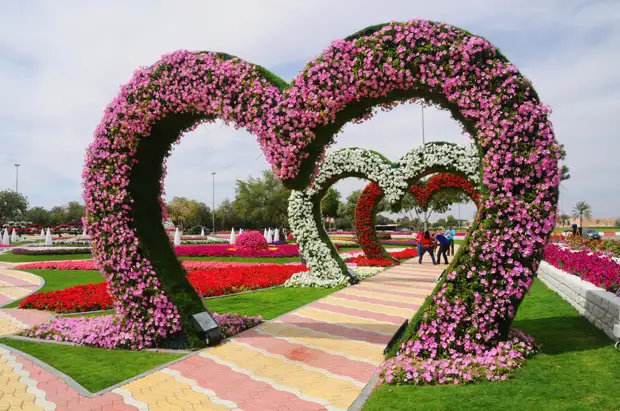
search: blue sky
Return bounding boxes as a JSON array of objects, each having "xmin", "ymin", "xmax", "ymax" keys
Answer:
[{"xmin": 0, "ymin": 0, "xmax": 618, "ymax": 221}]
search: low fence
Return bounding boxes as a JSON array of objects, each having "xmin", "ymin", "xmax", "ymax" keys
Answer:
[{"xmin": 537, "ymin": 261, "xmax": 620, "ymax": 341}]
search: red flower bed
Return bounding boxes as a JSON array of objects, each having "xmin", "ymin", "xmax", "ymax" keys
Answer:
[
  {"xmin": 19, "ymin": 264, "xmax": 309, "ymax": 313},
  {"xmin": 188, "ymin": 265, "xmax": 308, "ymax": 297},
  {"xmin": 544, "ymin": 244, "xmax": 620, "ymax": 295},
  {"xmin": 20, "ymin": 283, "xmax": 113, "ymax": 312},
  {"xmin": 344, "ymin": 248, "xmax": 419, "ymax": 267}
]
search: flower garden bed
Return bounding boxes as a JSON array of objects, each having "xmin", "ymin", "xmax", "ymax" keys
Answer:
[
  {"xmin": 12, "ymin": 247, "xmax": 92, "ymax": 255},
  {"xmin": 544, "ymin": 244, "xmax": 619, "ymax": 295},
  {"xmin": 174, "ymin": 244, "xmax": 299, "ymax": 258},
  {"xmin": 19, "ymin": 264, "xmax": 309, "ymax": 313},
  {"xmin": 344, "ymin": 248, "xmax": 419, "ymax": 267}
]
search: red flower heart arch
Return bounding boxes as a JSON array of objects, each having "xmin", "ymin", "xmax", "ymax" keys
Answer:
[{"xmin": 355, "ymin": 173, "xmax": 480, "ymax": 260}]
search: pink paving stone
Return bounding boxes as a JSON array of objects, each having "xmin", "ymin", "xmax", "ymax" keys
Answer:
[
  {"xmin": 234, "ymin": 329, "xmax": 377, "ymax": 382},
  {"xmin": 280, "ymin": 314, "xmax": 392, "ymax": 344},
  {"xmin": 0, "ymin": 273, "xmax": 39, "ymax": 288},
  {"xmin": 355, "ymin": 284, "xmax": 429, "ymax": 298},
  {"xmin": 0, "ymin": 294, "xmax": 11, "ymax": 306},
  {"xmin": 169, "ymin": 354, "xmax": 327, "ymax": 411},
  {"xmin": 334, "ymin": 293, "xmax": 421, "ymax": 310},
  {"xmin": 13, "ymin": 351, "xmax": 135, "ymax": 410},
  {"xmin": 1, "ymin": 308, "xmax": 54, "ymax": 327},
  {"xmin": 311, "ymin": 302, "xmax": 406, "ymax": 324}
]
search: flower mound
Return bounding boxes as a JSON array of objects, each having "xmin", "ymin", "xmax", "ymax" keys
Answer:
[
  {"xmin": 174, "ymin": 244, "xmax": 298, "ymax": 258},
  {"xmin": 236, "ymin": 231, "xmax": 269, "ymax": 251},
  {"xmin": 22, "ymin": 312, "xmax": 262, "ymax": 347},
  {"xmin": 380, "ymin": 329, "xmax": 539, "ymax": 385}
]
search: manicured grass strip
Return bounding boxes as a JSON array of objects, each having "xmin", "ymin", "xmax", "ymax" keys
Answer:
[
  {"xmin": 179, "ymin": 256, "xmax": 301, "ymax": 263},
  {"xmin": 363, "ymin": 279, "xmax": 620, "ymax": 411},
  {"xmin": 204, "ymin": 286, "xmax": 341, "ymax": 320},
  {"xmin": 0, "ymin": 252, "xmax": 92, "ymax": 263},
  {"xmin": 3, "ymin": 269, "xmax": 104, "ymax": 308},
  {"xmin": 0, "ymin": 339, "xmax": 183, "ymax": 393}
]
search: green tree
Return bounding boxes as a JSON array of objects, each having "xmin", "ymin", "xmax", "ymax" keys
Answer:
[
  {"xmin": 337, "ymin": 190, "xmax": 361, "ymax": 229},
  {"xmin": 234, "ymin": 170, "xmax": 291, "ymax": 228},
  {"xmin": 215, "ymin": 199, "xmax": 243, "ymax": 230},
  {"xmin": 559, "ymin": 213, "xmax": 571, "ymax": 227},
  {"xmin": 445, "ymin": 215, "xmax": 458, "ymax": 227},
  {"xmin": 65, "ymin": 201, "xmax": 85, "ymax": 223},
  {"xmin": 24, "ymin": 207, "xmax": 50, "ymax": 226},
  {"xmin": 572, "ymin": 201, "xmax": 592, "ymax": 229},
  {"xmin": 320, "ymin": 187, "xmax": 341, "ymax": 218},
  {"xmin": 397, "ymin": 188, "xmax": 466, "ymax": 230},
  {"xmin": 0, "ymin": 190, "xmax": 29, "ymax": 224},
  {"xmin": 48, "ymin": 206, "xmax": 66, "ymax": 225},
  {"xmin": 167, "ymin": 197, "xmax": 212, "ymax": 230}
]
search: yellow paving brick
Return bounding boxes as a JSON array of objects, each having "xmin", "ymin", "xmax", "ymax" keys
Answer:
[
  {"xmin": 205, "ymin": 341, "xmax": 359, "ymax": 409},
  {"xmin": 357, "ymin": 282, "xmax": 433, "ymax": 295},
  {"xmin": 122, "ymin": 371, "xmax": 229, "ymax": 411},
  {"xmin": 254, "ymin": 321, "xmax": 384, "ymax": 363},
  {"xmin": 0, "ymin": 280, "xmax": 32, "ymax": 300},
  {"xmin": 342, "ymin": 287, "xmax": 425, "ymax": 304},
  {"xmin": 294, "ymin": 307, "xmax": 399, "ymax": 335},
  {"xmin": 0, "ymin": 270, "xmax": 42, "ymax": 285},
  {"xmin": 322, "ymin": 295, "xmax": 413, "ymax": 317}
]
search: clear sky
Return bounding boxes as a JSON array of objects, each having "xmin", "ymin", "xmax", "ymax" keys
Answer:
[{"xmin": 1, "ymin": 0, "xmax": 618, "ymax": 221}]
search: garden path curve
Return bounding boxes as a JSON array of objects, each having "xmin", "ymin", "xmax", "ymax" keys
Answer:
[{"xmin": 0, "ymin": 260, "xmax": 444, "ymax": 411}]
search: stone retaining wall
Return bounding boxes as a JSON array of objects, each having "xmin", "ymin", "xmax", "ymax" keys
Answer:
[{"xmin": 537, "ymin": 261, "xmax": 620, "ymax": 341}]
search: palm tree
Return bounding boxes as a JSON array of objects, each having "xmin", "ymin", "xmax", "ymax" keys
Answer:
[
  {"xmin": 572, "ymin": 201, "xmax": 592, "ymax": 229},
  {"xmin": 560, "ymin": 214, "xmax": 571, "ymax": 227}
]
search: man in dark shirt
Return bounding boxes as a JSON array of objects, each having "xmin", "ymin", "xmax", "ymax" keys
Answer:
[{"xmin": 435, "ymin": 233, "xmax": 450, "ymax": 264}]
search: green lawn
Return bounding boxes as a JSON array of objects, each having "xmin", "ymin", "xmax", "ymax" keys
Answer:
[
  {"xmin": 363, "ymin": 279, "xmax": 620, "ymax": 411},
  {"xmin": 0, "ymin": 339, "xmax": 183, "ymax": 392},
  {"xmin": 3, "ymin": 269, "xmax": 104, "ymax": 308},
  {"xmin": 204, "ymin": 286, "xmax": 340, "ymax": 320},
  {"xmin": 0, "ymin": 252, "xmax": 92, "ymax": 263}
]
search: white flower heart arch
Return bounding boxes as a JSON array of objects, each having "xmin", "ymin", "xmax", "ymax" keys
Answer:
[{"xmin": 287, "ymin": 142, "xmax": 480, "ymax": 287}]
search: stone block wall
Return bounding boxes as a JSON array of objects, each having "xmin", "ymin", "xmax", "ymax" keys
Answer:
[{"xmin": 537, "ymin": 261, "xmax": 620, "ymax": 341}]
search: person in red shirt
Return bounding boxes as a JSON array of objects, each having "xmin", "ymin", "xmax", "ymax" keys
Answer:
[{"xmin": 418, "ymin": 231, "xmax": 436, "ymax": 264}]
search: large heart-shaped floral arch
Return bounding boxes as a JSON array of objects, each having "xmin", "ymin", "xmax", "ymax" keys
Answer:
[{"xmin": 81, "ymin": 19, "xmax": 560, "ymax": 363}]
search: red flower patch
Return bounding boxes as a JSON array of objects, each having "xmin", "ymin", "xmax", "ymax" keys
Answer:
[{"xmin": 19, "ymin": 264, "xmax": 309, "ymax": 313}]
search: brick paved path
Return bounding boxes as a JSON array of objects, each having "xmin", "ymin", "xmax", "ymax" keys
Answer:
[
  {"xmin": 0, "ymin": 263, "xmax": 44, "ymax": 309},
  {"xmin": 0, "ymin": 260, "xmax": 443, "ymax": 411}
]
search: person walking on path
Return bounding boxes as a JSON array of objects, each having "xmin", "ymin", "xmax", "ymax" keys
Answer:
[
  {"xmin": 435, "ymin": 233, "xmax": 450, "ymax": 264},
  {"xmin": 445, "ymin": 226, "xmax": 456, "ymax": 256},
  {"xmin": 418, "ymin": 231, "xmax": 436, "ymax": 264},
  {"xmin": 416, "ymin": 230, "xmax": 424, "ymax": 257}
]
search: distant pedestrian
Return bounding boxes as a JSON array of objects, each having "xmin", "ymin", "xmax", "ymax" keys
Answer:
[
  {"xmin": 572, "ymin": 223, "xmax": 578, "ymax": 237},
  {"xmin": 435, "ymin": 233, "xmax": 450, "ymax": 264},
  {"xmin": 418, "ymin": 231, "xmax": 436, "ymax": 264},
  {"xmin": 445, "ymin": 226, "xmax": 456, "ymax": 256},
  {"xmin": 416, "ymin": 230, "xmax": 424, "ymax": 257}
]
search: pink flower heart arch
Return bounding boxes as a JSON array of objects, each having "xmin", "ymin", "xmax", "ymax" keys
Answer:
[{"xmin": 80, "ymin": 18, "xmax": 560, "ymax": 378}]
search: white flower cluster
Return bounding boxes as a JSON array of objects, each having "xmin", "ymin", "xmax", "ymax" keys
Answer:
[
  {"xmin": 398, "ymin": 142, "xmax": 480, "ymax": 183},
  {"xmin": 306, "ymin": 148, "xmax": 407, "ymax": 203},
  {"xmin": 288, "ymin": 144, "xmax": 481, "ymax": 287}
]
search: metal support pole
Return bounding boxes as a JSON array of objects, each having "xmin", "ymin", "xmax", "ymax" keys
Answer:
[
  {"xmin": 211, "ymin": 172, "xmax": 216, "ymax": 233},
  {"xmin": 14, "ymin": 164, "xmax": 20, "ymax": 193}
]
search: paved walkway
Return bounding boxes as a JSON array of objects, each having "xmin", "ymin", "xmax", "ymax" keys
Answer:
[
  {"xmin": 0, "ymin": 263, "xmax": 43, "ymax": 309},
  {"xmin": 0, "ymin": 260, "xmax": 444, "ymax": 411}
]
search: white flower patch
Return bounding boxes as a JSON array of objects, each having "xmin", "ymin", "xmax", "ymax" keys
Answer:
[{"xmin": 288, "ymin": 143, "xmax": 481, "ymax": 287}]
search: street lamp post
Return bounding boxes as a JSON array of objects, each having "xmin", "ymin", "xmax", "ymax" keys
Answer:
[
  {"xmin": 421, "ymin": 105, "xmax": 425, "ymax": 144},
  {"xmin": 211, "ymin": 172, "xmax": 216, "ymax": 234},
  {"xmin": 14, "ymin": 164, "xmax": 20, "ymax": 193}
]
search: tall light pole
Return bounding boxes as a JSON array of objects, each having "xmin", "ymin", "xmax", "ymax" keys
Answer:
[
  {"xmin": 14, "ymin": 164, "xmax": 20, "ymax": 193},
  {"xmin": 211, "ymin": 172, "xmax": 216, "ymax": 233},
  {"xmin": 421, "ymin": 105, "xmax": 425, "ymax": 144}
]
